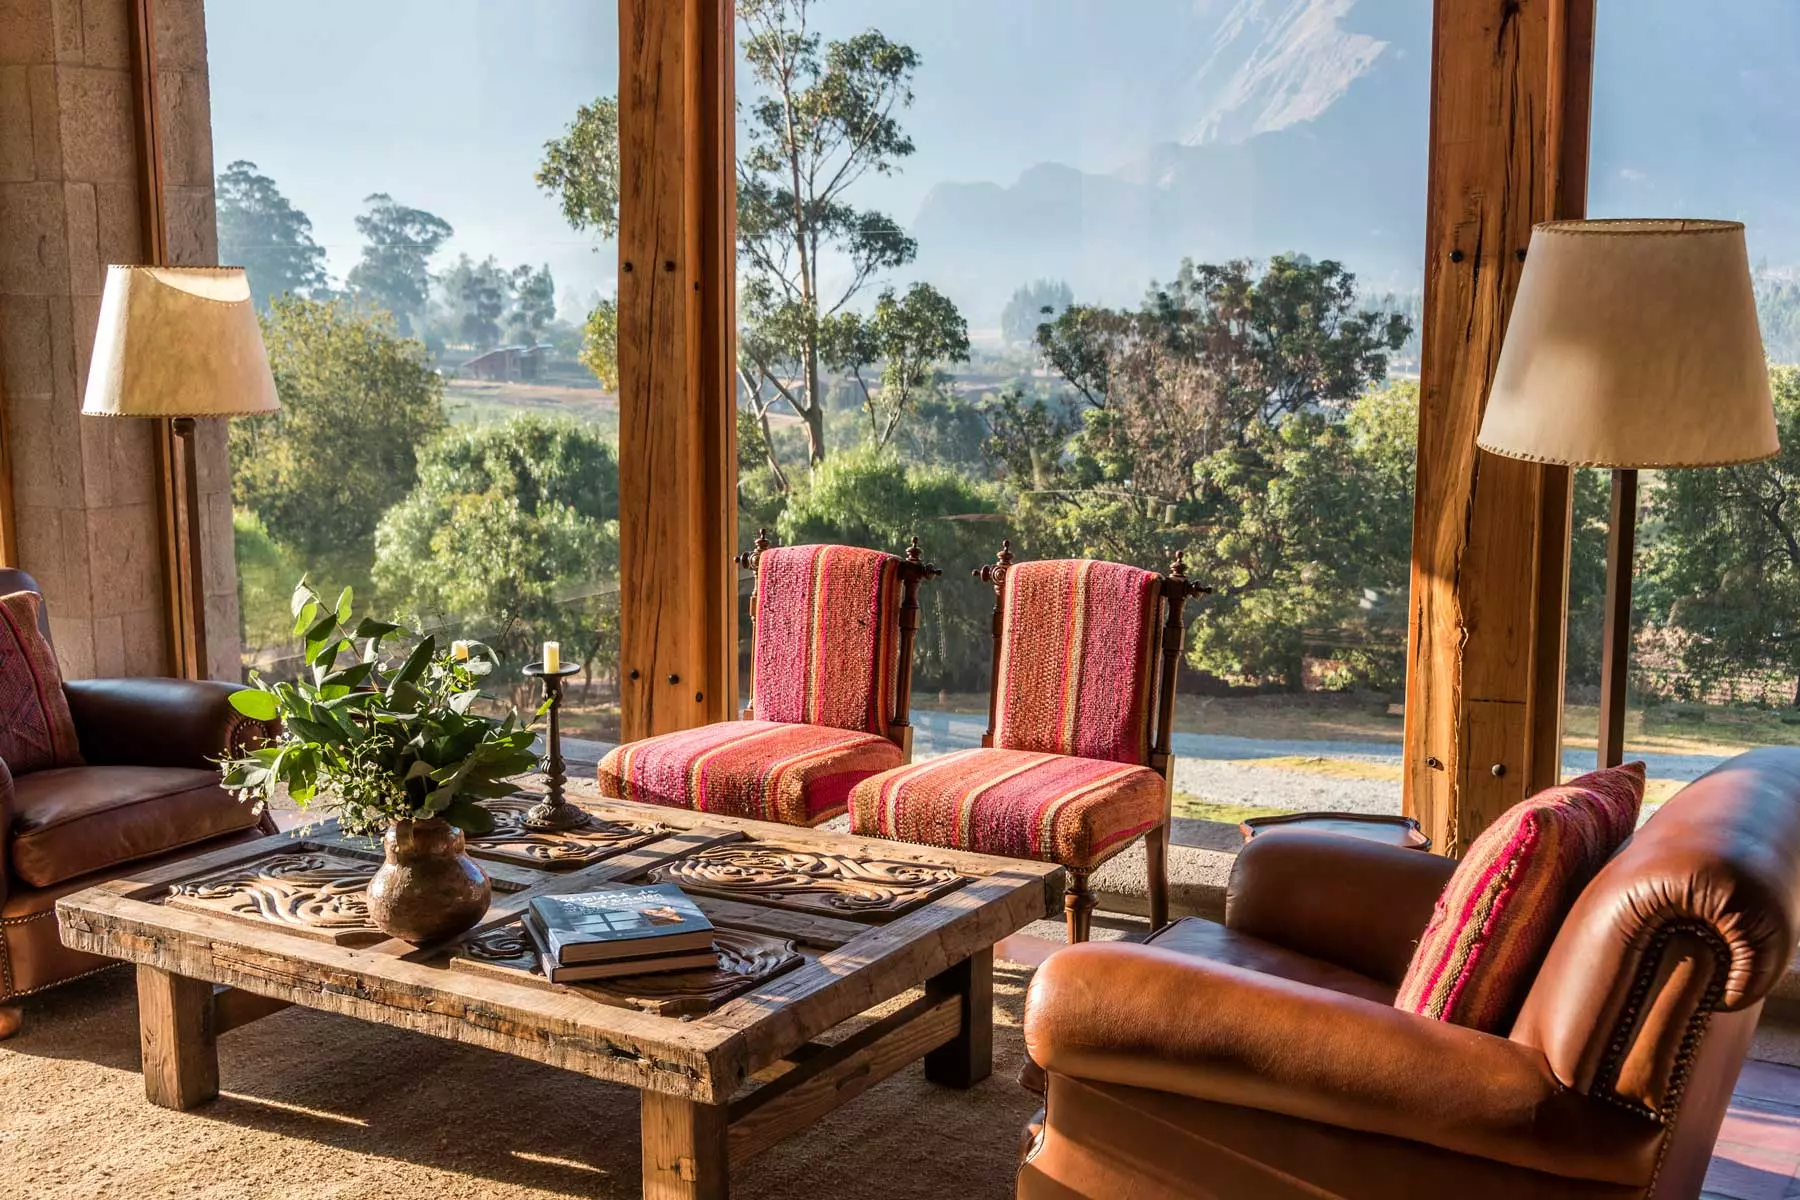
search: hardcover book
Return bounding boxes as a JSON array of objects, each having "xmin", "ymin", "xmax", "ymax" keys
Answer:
[
  {"xmin": 527, "ymin": 885, "xmax": 716, "ymax": 964},
  {"xmin": 521, "ymin": 913, "xmax": 719, "ymax": 983}
]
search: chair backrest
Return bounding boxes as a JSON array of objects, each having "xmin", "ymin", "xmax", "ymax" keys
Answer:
[
  {"xmin": 746, "ymin": 543, "xmax": 910, "ymax": 737},
  {"xmin": 1509, "ymin": 748, "xmax": 1800, "ymax": 1191},
  {"xmin": 987, "ymin": 558, "xmax": 1166, "ymax": 766},
  {"xmin": 0, "ymin": 568, "xmax": 50, "ymax": 645}
]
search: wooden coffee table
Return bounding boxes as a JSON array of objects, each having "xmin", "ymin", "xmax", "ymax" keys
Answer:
[{"xmin": 56, "ymin": 791, "xmax": 1061, "ymax": 1199}]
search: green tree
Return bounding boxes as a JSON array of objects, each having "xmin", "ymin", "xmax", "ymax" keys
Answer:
[
  {"xmin": 509, "ymin": 264, "xmax": 557, "ymax": 345},
  {"xmin": 537, "ymin": 100, "xmax": 621, "ymax": 391},
  {"xmin": 346, "ymin": 193, "xmax": 454, "ymax": 336},
  {"xmin": 1639, "ymin": 366, "xmax": 1800, "ymax": 700},
  {"xmin": 1000, "ymin": 278, "xmax": 1073, "ymax": 346},
  {"xmin": 824, "ymin": 282, "xmax": 970, "ymax": 447},
  {"xmin": 232, "ymin": 297, "xmax": 447, "ymax": 573},
  {"xmin": 216, "ymin": 161, "xmax": 331, "ymax": 311},
  {"xmin": 736, "ymin": 0, "xmax": 926, "ymax": 468},
  {"xmin": 439, "ymin": 254, "xmax": 512, "ymax": 351},
  {"xmin": 375, "ymin": 417, "xmax": 621, "ymax": 690},
  {"xmin": 778, "ymin": 444, "xmax": 1008, "ymax": 691}
]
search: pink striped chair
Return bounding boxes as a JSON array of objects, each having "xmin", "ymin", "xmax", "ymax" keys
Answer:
[
  {"xmin": 596, "ymin": 535, "xmax": 939, "ymax": 826},
  {"xmin": 850, "ymin": 543, "xmax": 1209, "ymax": 942}
]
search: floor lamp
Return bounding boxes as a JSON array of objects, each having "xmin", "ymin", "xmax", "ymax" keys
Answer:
[
  {"xmin": 81, "ymin": 266, "xmax": 280, "ymax": 680},
  {"xmin": 1477, "ymin": 219, "xmax": 1777, "ymax": 769}
]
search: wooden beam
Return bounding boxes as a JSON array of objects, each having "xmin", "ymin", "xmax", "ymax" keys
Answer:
[
  {"xmin": 1405, "ymin": 0, "xmax": 1595, "ymax": 854},
  {"xmin": 617, "ymin": 0, "xmax": 738, "ymax": 741}
]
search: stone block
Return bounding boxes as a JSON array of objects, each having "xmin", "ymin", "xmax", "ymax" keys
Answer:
[
  {"xmin": 151, "ymin": 0, "xmax": 207, "ymax": 72},
  {"xmin": 48, "ymin": 0, "xmax": 81, "ymax": 63},
  {"xmin": 89, "ymin": 610, "xmax": 122, "ymax": 675},
  {"xmin": 47, "ymin": 611, "xmax": 95, "ymax": 679},
  {"xmin": 0, "ymin": 293, "xmax": 54, "ymax": 398},
  {"xmin": 0, "ymin": 179, "xmax": 69, "ymax": 294},
  {"xmin": 79, "ymin": 407, "xmax": 155, "ymax": 509},
  {"xmin": 205, "ymin": 584, "xmax": 242, "ymax": 684},
  {"xmin": 15, "ymin": 502, "xmax": 91, "ymax": 620},
  {"xmin": 6, "ymin": 385, "xmax": 85, "ymax": 509},
  {"xmin": 120, "ymin": 603, "xmax": 168, "ymax": 676},
  {"xmin": 154, "ymin": 69, "xmax": 210, "ymax": 188},
  {"xmin": 198, "ymin": 484, "xmax": 233, "ymax": 597},
  {"xmin": 77, "ymin": 0, "xmax": 128, "ymax": 69},
  {"xmin": 67, "ymin": 288, "xmax": 98, "ymax": 389},
  {"xmin": 162, "ymin": 184, "xmax": 215, "ymax": 266},
  {"xmin": 192, "ymin": 412, "xmax": 229, "ymax": 494},
  {"xmin": 85, "ymin": 500, "xmax": 162, "ymax": 619},
  {"xmin": 53, "ymin": 66, "xmax": 134, "ymax": 183},
  {"xmin": 0, "ymin": 0, "xmax": 55, "ymax": 66},
  {"xmin": 27, "ymin": 64, "xmax": 61, "ymax": 179},
  {"xmin": 62, "ymin": 178, "xmax": 97, "ymax": 286},
  {"xmin": 93, "ymin": 178, "xmax": 139, "ymax": 263},
  {"xmin": 0, "ymin": 67, "xmax": 32, "ymax": 181}
]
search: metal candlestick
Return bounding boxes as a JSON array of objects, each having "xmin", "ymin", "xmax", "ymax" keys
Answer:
[{"xmin": 521, "ymin": 661, "xmax": 587, "ymax": 832}]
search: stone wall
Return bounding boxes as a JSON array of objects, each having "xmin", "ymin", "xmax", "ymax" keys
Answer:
[{"xmin": 0, "ymin": 0, "xmax": 240, "ymax": 680}]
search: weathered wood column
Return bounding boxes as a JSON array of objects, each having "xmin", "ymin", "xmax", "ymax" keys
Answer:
[
  {"xmin": 1404, "ymin": 0, "xmax": 1594, "ymax": 853},
  {"xmin": 617, "ymin": 0, "xmax": 738, "ymax": 740}
]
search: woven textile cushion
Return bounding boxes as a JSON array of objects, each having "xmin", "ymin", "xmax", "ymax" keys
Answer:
[
  {"xmin": 0, "ymin": 591, "xmax": 82, "ymax": 775},
  {"xmin": 1395, "ymin": 762, "xmax": 1647, "ymax": 1033},
  {"xmin": 750, "ymin": 544, "xmax": 902, "ymax": 737},
  {"xmin": 994, "ymin": 559, "xmax": 1161, "ymax": 765},
  {"xmin": 849, "ymin": 747, "xmax": 1165, "ymax": 869},
  {"xmin": 597, "ymin": 720, "xmax": 904, "ymax": 826}
]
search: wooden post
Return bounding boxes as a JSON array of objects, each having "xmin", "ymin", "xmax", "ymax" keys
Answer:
[
  {"xmin": 137, "ymin": 965, "xmax": 219, "ymax": 1110},
  {"xmin": 618, "ymin": 0, "xmax": 738, "ymax": 741},
  {"xmin": 641, "ymin": 1091, "xmax": 729, "ymax": 1200},
  {"xmin": 1404, "ymin": 0, "xmax": 1595, "ymax": 854},
  {"xmin": 923, "ymin": 947, "xmax": 993, "ymax": 1088},
  {"xmin": 975, "ymin": 540, "xmax": 1014, "ymax": 749},
  {"xmin": 889, "ymin": 537, "xmax": 941, "ymax": 759},
  {"xmin": 1597, "ymin": 468, "xmax": 1638, "ymax": 768}
]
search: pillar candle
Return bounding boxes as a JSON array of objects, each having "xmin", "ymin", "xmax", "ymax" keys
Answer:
[
  {"xmin": 451, "ymin": 640, "xmax": 471, "ymax": 661},
  {"xmin": 543, "ymin": 641, "xmax": 561, "ymax": 672}
]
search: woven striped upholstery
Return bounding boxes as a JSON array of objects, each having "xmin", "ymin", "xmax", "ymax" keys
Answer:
[
  {"xmin": 994, "ymin": 559, "xmax": 1162, "ymax": 765},
  {"xmin": 0, "ymin": 590, "xmax": 81, "ymax": 775},
  {"xmin": 850, "ymin": 747, "xmax": 1165, "ymax": 869},
  {"xmin": 750, "ymin": 544, "xmax": 902, "ymax": 737},
  {"xmin": 1395, "ymin": 762, "xmax": 1646, "ymax": 1032},
  {"xmin": 598, "ymin": 720, "xmax": 903, "ymax": 826}
]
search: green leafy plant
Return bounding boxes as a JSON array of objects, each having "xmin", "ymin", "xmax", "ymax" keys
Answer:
[{"xmin": 220, "ymin": 581, "xmax": 540, "ymax": 836}]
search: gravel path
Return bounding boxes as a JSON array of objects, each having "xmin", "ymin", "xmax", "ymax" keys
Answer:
[{"xmin": 560, "ymin": 708, "xmax": 1736, "ymax": 820}]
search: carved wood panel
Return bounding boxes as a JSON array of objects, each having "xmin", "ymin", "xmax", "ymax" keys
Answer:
[
  {"xmin": 456, "ymin": 922, "xmax": 802, "ymax": 1016},
  {"xmin": 648, "ymin": 842, "xmax": 966, "ymax": 921},
  {"xmin": 466, "ymin": 797, "xmax": 672, "ymax": 869},
  {"xmin": 166, "ymin": 851, "xmax": 381, "ymax": 945}
]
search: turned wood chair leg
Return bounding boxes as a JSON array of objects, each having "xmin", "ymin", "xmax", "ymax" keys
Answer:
[
  {"xmin": 0, "ymin": 1003, "xmax": 21, "ymax": 1041},
  {"xmin": 1146, "ymin": 823, "xmax": 1170, "ymax": 933},
  {"xmin": 1065, "ymin": 870, "xmax": 1096, "ymax": 943}
]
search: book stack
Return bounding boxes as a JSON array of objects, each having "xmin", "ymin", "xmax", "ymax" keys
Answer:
[{"xmin": 524, "ymin": 884, "xmax": 719, "ymax": 983}]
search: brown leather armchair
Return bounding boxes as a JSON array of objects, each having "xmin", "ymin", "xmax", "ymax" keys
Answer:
[
  {"xmin": 1020, "ymin": 748, "xmax": 1800, "ymax": 1200},
  {"xmin": 0, "ymin": 569, "xmax": 277, "ymax": 1038}
]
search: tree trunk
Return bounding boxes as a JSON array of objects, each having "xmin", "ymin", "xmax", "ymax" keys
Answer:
[{"xmin": 802, "ymin": 342, "xmax": 826, "ymax": 464}]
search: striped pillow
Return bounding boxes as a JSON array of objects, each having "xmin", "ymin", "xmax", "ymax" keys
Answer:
[
  {"xmin": 0, "ymin": 590, "xmax": 83, "ymax": 775},
  {"xmin": 1395, "ymin": 762, "xmax": 1646, "ymax": 1032}
]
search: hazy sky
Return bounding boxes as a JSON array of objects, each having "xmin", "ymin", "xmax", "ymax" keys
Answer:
[{"xmin": 203, "ymin": 1, "xmax": 1214, "ymax": 312}]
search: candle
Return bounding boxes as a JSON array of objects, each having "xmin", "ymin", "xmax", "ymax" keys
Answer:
[
  {"xmin": 543, "ymin": 641, "xmax": 561, "ymax": 672},
  {"xmin": 450, "ymin": 640, "xmax": 470, "ymax": 661}
]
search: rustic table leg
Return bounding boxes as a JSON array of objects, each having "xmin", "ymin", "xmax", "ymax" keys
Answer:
[
  {"xmin": 923, "ymin": 946, "xmax": 994, "ymax": 1088},
  {"xmin": 641, "ymin": 1090, "xmax": 729, "ymax": 1200},
  {"xmin": 137, "ymin": 965, "xmax": 218, "ymax": 1110}
]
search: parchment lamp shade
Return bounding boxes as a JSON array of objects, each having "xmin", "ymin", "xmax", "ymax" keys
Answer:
[
  {"xmin": 1479, "ymin": 220, "xmax": 1776, "ymax": 468},
  {"xmin": 81, "ymin": 265, "xmax": 279, "ymax": 418},
  {"xmin": 1477, "ymin": 220, "xmax": 1778, "ymax": 769}
]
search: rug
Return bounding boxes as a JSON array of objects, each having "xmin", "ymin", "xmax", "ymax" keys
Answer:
[{"xmin": 0, "ymin": 960, "xmax": 1043, "ymax": 1200}]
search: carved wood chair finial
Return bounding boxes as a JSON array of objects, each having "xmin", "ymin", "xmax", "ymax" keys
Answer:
[
  {"xmin": 903, "ymin": 535, "xmax": 942, "ymax": 581},
  {"xmin": 975, "ymin": 538, "xmax": 1015, "ymax": 588},
  {"xmin": 1167, "ymin": 548, "xmax": 1213, "ymax": 599},
  {"xmin": 735, "ymin": 528, "xmax": 774, "ymax": 572}
]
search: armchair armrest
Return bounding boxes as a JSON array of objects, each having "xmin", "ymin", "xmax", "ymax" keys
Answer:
[
  {"xmin": 0, "ymin": 756, "xmax": 12, "ymax": 908},
  {"xmin": 1226, "ymin": 828, "xmax": 1456, "ymax": 985},
  {"xmin": 63, "ymin": 678, "xmax": 277, "ymax": 771},
  {"xmin": 1025, "ymin": 943, "xmax": 1662, "ymax": 1187}
]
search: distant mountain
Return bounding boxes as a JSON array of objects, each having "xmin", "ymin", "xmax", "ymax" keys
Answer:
[{"xmin": 906, "ymin": 0, "xmax": 1800, "ymax": 328}]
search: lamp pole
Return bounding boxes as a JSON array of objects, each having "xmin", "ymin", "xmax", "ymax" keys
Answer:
[{"xmin": 1596, "ymin": 468, "xmax": 1638, "ymax": 769}]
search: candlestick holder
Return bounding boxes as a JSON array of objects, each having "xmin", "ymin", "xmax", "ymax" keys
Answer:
[{"xmin": 521, "ymin": 660, "xmax": 587, "ymax": 832}]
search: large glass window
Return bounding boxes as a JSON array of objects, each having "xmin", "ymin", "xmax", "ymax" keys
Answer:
[
  {"xmin": 1573, "ymin": 1, "xmax": 1800, "ymax": 810},
  {"xmin": 731, "ymin": 0, "xmax": 1431, "ymax": 825},
  {"xmin": 208, "ymin": 1, "xmax": 624, "ymax": 745}
]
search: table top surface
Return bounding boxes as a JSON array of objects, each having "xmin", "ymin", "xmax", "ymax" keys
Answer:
[{"xmin": 56, "ymin": 782, "xmax": 1061, "ymax": 1104}]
